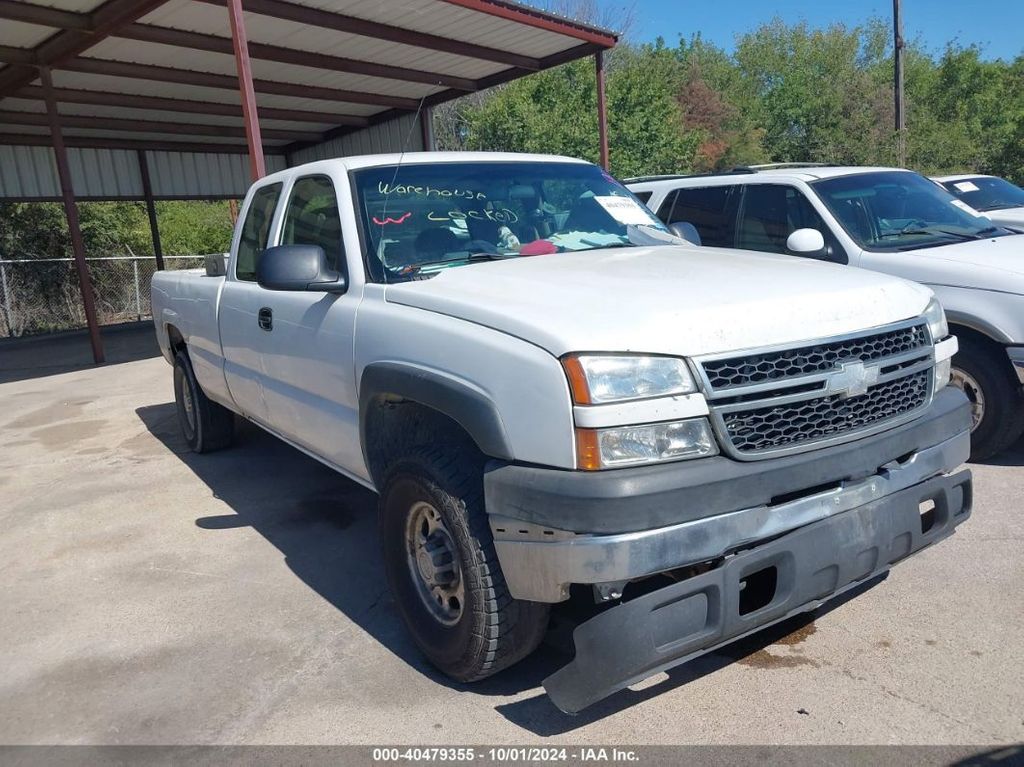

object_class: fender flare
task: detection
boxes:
[945,309,1013,345]
[359,361,514,463]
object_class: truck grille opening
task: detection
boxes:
[702,323,929,391]
[697,321,934,459]
[722,369,930,454]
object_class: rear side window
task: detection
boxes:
[664,186,737,247]
[633,190,653,205]
[236,183,283,281]
[280,175,344,271]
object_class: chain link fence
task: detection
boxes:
[0,255,212,338]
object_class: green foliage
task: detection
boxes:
[0,199,235,261]
[153,201,236,256]
[461,47,701,177]
[445,18,1022,185]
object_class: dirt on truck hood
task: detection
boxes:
[384,244,933,358]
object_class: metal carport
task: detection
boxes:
[0,0,618,362]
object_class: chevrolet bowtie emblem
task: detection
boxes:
[827,360,880,399]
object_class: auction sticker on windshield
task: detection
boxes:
[950,199,985,216]
[594,195,655,225]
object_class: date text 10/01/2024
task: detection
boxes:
[372,747,640,762]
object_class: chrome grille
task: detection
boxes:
[697,320,935,459]
[722,370,930,454]
[702,323,929,391]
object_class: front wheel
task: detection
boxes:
[950,341,1024,460]
[379,445,549,682]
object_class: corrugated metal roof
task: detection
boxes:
[0,0,616,200]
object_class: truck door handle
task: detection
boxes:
[258,307,273,331]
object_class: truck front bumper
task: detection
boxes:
[487,388,972,603]
[542,468,972,713]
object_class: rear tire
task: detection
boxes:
[173,349,235,453]
[379,444,549,682]
[950,339,1024,461]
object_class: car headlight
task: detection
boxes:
[562,354,697,404]
[923,297,949,342]
[576,418,718,470]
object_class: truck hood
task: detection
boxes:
[384,245,931,358]
[878,233,1024,294]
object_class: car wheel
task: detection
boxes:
[950,340,1024,460]
[379,444,549,682]
[173,349,235,453]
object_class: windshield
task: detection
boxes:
[352,161,676,282]
[811,170,1010,252]
[940,176,1024,212]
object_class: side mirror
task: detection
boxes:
[786,228,826,255]
[256,244,346,293]
[668,221,702,246]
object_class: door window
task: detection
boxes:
[736,184,842,259]
[280,175,344,272]
[236,183,283,281]
[663,186,737,247]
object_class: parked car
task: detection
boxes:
[627,164,1024,459]
[933,173,1024,230]
[153,153,971,713]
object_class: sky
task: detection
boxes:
[628,0,1024,61]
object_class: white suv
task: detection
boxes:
[627,164,1024,459]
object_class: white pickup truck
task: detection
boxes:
[152,152,972,713]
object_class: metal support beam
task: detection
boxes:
[119,23,477,91]
[194,0,541,70]
[15,84,370,126]
[0,108,320,141]
[0,131,285,154]
[595,50,609,170]
[226,0,265,180]
[0,0,171,97]
[40,67,104,364]
[0,53,422,111]
[137,150,164,271]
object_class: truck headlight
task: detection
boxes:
[562,354,696,404]
[576,418,717,470]
[923,297,949,342]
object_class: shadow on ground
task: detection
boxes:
[138,401,888,733]
[0,323,161,384]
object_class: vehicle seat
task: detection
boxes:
[414,227,459,259]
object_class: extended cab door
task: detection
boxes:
[219,181,284,424]
[249,173,365,476]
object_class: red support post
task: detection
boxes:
[595,50,609,171]
[40,66,105,364]
[137,149,164,271]
[226,0,266,180]
[419,105,434,151]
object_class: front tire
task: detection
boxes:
[950,340,1024,460]
[379,445,549,682]
[173,349,235,453]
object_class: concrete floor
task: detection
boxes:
[1,326,1022,745]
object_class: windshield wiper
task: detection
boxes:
[881,227,976,242]
[576,242,637,252]
[412,252,519,269]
